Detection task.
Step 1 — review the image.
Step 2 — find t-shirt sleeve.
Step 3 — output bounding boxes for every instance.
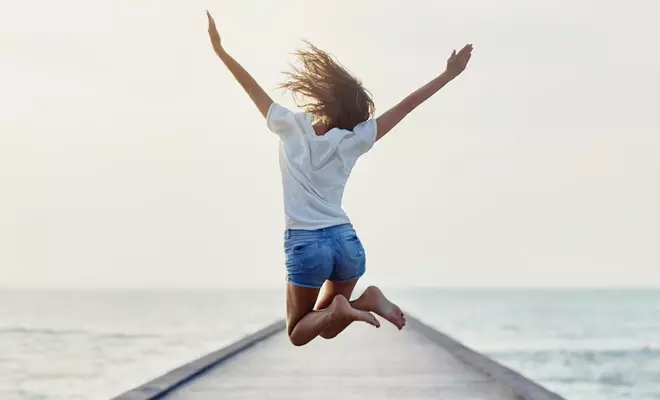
[351,118,378,155]
[266,102,297,138]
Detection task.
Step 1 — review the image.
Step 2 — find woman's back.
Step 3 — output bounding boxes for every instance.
[267,103,377,230]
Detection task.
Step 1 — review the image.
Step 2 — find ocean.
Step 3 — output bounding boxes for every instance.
[1,288,658,400]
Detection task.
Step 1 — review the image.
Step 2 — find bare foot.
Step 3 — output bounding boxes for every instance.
[359,286,406,330]
[329,295,380,328]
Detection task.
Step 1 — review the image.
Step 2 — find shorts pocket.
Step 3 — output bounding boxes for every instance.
[286,240,324,271]
[337,233,366,266]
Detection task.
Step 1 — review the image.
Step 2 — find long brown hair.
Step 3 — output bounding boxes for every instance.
[278,41,375,131]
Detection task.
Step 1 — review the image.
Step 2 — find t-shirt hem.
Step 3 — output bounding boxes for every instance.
[285,218,352,231]
[367,118,378,148]
[265,102,277,133]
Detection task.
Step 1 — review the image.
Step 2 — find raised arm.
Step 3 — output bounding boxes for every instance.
[375,44,473,141]
[206,11,273,118]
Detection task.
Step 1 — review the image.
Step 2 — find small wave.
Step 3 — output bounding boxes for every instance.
[102,332,161,339]
[0,326,161,339]
[0,326,88,336]
[598,372,633,387]
[491,346,660,360]
[549,376,591,385]
[547,375,634,387]
[501,324,521,332]
[569,347,660,360]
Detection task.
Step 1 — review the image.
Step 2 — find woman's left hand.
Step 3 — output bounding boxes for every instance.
[445,44,473,79]
[206,10,224,56]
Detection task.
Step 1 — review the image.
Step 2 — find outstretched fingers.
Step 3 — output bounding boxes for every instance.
[458,44,473,59]
[206,10,220,33]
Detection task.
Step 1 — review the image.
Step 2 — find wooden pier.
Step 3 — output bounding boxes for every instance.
[113,315,565,400]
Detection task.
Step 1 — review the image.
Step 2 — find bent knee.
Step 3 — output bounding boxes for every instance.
[319,330,339,340]
[288,333,309,347]
[287,327,308,347]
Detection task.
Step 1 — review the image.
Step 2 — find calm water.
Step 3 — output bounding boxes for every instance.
[1,288,658,399]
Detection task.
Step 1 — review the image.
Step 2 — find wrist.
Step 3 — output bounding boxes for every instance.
[215,46,228,59]
[440,70,457,81]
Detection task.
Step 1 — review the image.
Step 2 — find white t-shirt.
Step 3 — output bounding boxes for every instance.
[266,102,378,230]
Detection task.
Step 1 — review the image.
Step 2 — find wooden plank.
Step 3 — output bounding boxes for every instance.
[111,319,285,400]
[162,321,522,399]
[116,314,567,400]
[406,314,566,400]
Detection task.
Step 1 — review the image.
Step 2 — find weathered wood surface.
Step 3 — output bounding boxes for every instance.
[160,316,563,400]
[111,320,285,400]
[115,315,566,400]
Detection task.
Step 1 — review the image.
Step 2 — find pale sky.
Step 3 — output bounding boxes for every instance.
[1,0,659,288]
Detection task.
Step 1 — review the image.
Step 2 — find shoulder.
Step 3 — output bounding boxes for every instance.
[351,119,378,152]
[267,103,314,137]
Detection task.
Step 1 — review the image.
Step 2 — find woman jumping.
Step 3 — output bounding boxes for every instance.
[206,11,472,346]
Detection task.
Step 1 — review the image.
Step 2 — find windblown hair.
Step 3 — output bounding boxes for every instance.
[278,41,375,131]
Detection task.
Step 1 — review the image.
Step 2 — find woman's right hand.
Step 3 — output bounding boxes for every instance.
[206,10,224,56]
[445,44,473,78]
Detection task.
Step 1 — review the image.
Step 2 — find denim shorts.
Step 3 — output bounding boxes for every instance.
[283,224,367,289]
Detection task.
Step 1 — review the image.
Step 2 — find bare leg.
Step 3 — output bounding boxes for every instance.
[314,280,359,339]
[318,284,406,339]
[286,282,379,347]
[314,279,360,310]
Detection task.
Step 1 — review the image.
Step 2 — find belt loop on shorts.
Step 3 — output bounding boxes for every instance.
[285,230,291,240]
